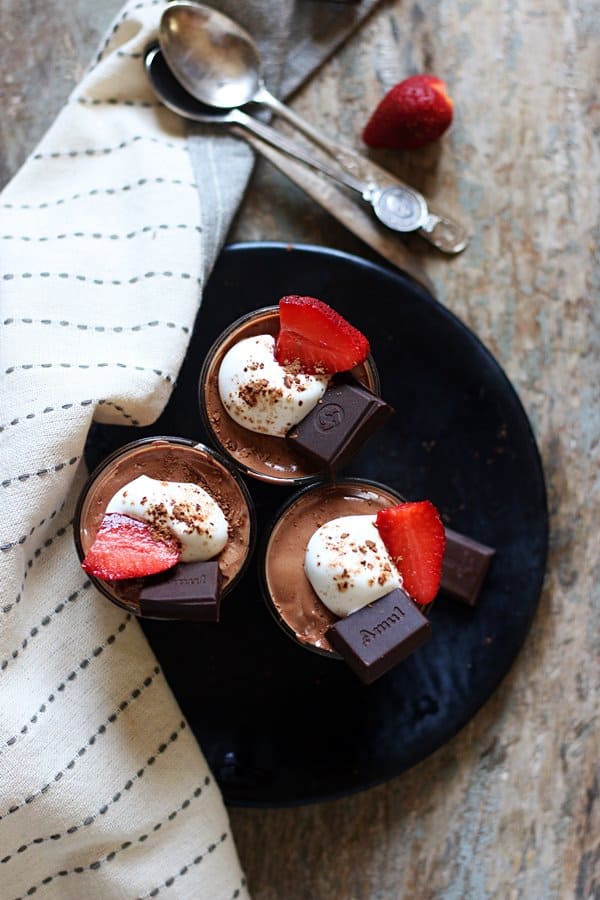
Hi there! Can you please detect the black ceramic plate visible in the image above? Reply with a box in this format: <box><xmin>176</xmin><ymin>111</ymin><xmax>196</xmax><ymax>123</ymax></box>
<box><xmin>86</xmin><ymin>242</ymin><xmax>548</xmax><ymax>807</ymax></box>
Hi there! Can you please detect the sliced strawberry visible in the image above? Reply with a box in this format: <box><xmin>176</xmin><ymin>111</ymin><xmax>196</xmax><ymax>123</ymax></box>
<box><xmin>375</xmin><ymin>501</ymin><xmax>446</xmax><ymax>605</ymax></box>
<box><xmin>82</xmin><ymin>512</ymin><xmax>181</xmax><ymax>581</ymax></box>
<box><xmin>363</xmin><ymin>75</ymin><xmax>453</xmax><ymax>151</ymax></box>
<box><xmin>274</xmin><ymin>295</ymin><xmax>370</xmax><ymax>376</ymax></box>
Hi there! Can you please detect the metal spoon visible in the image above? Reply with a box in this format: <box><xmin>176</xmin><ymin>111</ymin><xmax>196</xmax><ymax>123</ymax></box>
<box><xmin>158</xmin><ymin>3</ymin><xmax>468</xmax><ymax>251</ymax></box>
<box><xmin>146</xmin><ymin>45</ymin><xmax>430</xmax><ymax>233</ymax></box>
<box><xmin>158</xmin><ymin>2</ymin><xmax>398</xmax><ymax>177</ymax></box>
<box><xmin>145</xmin><ymin>46</ymin><xmax>433</xmax><ymax>286</ymax></box>
<box><xmin>159</xmin><ymin>2</ymin><xmax>339</xmax><ymax>156</ymax></box>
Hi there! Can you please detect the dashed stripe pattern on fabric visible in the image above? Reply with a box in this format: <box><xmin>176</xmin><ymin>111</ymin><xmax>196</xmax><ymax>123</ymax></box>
<box><xmin>0</xmin><ymin>616</ymin><xmax>133</xmax><ymax>753</ymax></box>
<box><xmin>10</xmin><ymin>777</ymin><xmax>215</xmax><ymax>898</ymax></box>
<box><xmin>0</xmin><ymin>665</ymin><xmax>164</xmax><ymax>820</ymax></box>
<box><xmin>2</xmin><ymin>223</ymin><xmax>200</xmax><ymax>242</ymax></box>
<box><xmin>1</xmin><ymin>177</ymin><xmax>197</xmax><ymax>209</ymax></box>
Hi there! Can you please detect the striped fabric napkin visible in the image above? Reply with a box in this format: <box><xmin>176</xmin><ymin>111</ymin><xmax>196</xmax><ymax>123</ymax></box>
<box><xmin>0</xmin><ymin>0</ymin><xmax>381</xmax><ymax>897</ymax></box>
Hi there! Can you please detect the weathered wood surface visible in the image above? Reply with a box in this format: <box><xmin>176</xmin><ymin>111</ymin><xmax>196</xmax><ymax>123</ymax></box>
<box><xmin>1</xmin><ymin>1</ymin><xmax>598</xmax><ymax>898</ymax></box>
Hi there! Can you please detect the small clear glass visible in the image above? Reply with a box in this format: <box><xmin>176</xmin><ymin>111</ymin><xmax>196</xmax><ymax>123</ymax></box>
<box><xmin>259</xmin><ymin>477</ymin><xmax>405</xmax><ymax>658</ymax></box>
<box><xmin>198</xmin><ymin>306</ymin><xmax>381</xmax><ymax>486</ymax></box>
<box><xmin>74</xmin><ymin>437</ymin><xmax>256</xmax><ymax>618</ymax></box>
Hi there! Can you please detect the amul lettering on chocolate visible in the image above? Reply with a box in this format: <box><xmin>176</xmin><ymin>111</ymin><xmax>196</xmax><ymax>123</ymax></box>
<box><xmin>286</xmin><ymin>378</ymin><xmax>394</xmax><ymax>472</ymax></box>
<box><xmin>139</xmin><ymin>560</ymin><xmax>223</xmax><ymax>621</ymax></box>
<box><xmin>360</xmin><ymin>603</ymin><xmax>406</xmax><ymax>645</ymax></box>
<box><xmin>326</xmin><ymin>587</ymin><xmax>431</xmax><ymax>683</ymax></box>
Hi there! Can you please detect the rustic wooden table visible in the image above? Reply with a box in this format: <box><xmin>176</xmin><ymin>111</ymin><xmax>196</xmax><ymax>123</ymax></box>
<box><xmin>2</xmin><ymin>1</ymin><xmax>598</xmax><ymax>897</ymax></box>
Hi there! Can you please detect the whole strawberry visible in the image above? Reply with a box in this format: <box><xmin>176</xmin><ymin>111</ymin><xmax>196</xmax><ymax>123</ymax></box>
<box><xmin>363</xmin><ymin>75</ymin><xmax>453</xmax><ymax>151</ymax></box>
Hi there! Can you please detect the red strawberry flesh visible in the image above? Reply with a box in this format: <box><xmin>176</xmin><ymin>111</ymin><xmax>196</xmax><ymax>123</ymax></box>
<box><xmin>82</xmin><ymin>512</ymin><xmax>181</xmax><ymax>581</ymax></box>
<box><xmin>375</xmin><ymin>501</ymin><xmax>446</xmax><ymax>605</ymax></box>
<box><xmin>363</xmin><ymin>75</ymin><xmax>453</xmax><ymax>151</ymax></box>
<box><xmin>274</xmin><ymin>295</ymin><xmax>370</xmax><ymax>376</ymax></box>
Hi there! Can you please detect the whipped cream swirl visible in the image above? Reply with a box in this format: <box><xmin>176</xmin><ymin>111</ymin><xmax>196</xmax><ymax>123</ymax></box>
<box><xmin>304</xmin><ymin>514</ymin><xmax>401</xmax><ymax>616</ymax></box>
<box><xmin>106</xmin><ymin>475</ymin><xmax>228</xmax><ymax>562</ymax></box>
<box><xmin>218</xmin><ymin>334</ymin><xmax>328</xmax><ymax>437</ymax></box>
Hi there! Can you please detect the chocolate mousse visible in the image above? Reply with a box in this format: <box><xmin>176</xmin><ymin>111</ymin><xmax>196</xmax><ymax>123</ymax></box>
<box><xmin>198</xmin><ymin>307</ymin><xmax>381</xmax><ymax>484</ymax></box>
<box><xmin>75</xmin><ymin>437</ymin><xmax>255</xmax><ymax>617</ymax></box>
<box><xmin>261</xmin><ymin>479</ymin><xmax>404</xmax><ymax>656</ymax></box>
<box><xmin>262</xmin><ymin>479</ymin><xmax>495</xmax><ymax>668</ymax></box>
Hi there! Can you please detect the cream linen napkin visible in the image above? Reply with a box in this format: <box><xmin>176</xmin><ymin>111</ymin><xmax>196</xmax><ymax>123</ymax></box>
<box><xmin>0</xmin><ymin>1</ymin><xmax>380</xmax><ymax>897</ymax></box>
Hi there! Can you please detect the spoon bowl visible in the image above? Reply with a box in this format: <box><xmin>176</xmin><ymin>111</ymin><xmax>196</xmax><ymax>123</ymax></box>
<box><xmin>157</xmin><ymin>1</ymin><xmax>339</xmax><ymax>151</ymax></box>
<box><xmin>145</xmin><ymin>43</ymin><xmax>236</xmax><ymax>124</ymax></box>
<box><xmin>160</xmin><ymin>2</ymin><xmax>262</xmax><ymax>109</ymax></box>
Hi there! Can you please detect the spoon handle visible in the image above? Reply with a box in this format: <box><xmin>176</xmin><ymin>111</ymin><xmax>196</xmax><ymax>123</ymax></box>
<box><xmin>234</xmin><ymin>107</ymin><xmax>430</xmax><ymax>233</ymax></box>
<box><xmin>232</xmin><ymin>123</ymin><xmax>434</xmax><ymax>293</ymax></box>
<box><xmin>257</xmin><ymin>86</ymin><xmax>365</xmax><ymax>173</ymax></box>
<box><xmin>257</xmin><ymin>86</ymin><xmax>469</xmax><ymax>254</ymax></box>
<box><xmin>230</xmin><ymin>109</ymin><xmax>369</xmax><ymax>197</ymax></box>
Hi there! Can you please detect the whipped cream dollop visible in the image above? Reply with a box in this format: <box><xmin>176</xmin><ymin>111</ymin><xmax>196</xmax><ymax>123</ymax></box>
<box><xmin>106</xmin><ymin>475</ymin><xmax>228</xmax><ymax>562</ymax></box>
<box><xmin>304</xmin><ymin>514</ymin><xmax>401</xmax><ymax>617</ymax></box>
<box><xmin>218</xmin><ymin>333</ymin><xmax>328</xmax><ymax>437</ymax></box>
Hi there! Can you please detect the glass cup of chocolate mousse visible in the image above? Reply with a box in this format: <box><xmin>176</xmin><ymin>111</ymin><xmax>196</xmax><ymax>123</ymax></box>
<box><xmin>74</xmin><ymin>437</ymin><xmax>256</xmax><ymax>620</ymax></box>
<box><xmin>198</xmin><ymin>305</ymin><xmax>390</xmax><ymax>486</ymax></box>
<box><xmin>260</xmin><ymin>478</ymin><xmax>412</xmax><ymax>657</ymax></box>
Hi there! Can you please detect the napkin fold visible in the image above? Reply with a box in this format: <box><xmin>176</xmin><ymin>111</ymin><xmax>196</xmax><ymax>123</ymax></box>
<box><xmin>0</xmin><ymin>1</ymin><xmax>380</xmax><ymax>897</ymax></box>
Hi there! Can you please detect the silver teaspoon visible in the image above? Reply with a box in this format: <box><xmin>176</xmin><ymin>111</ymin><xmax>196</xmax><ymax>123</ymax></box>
<box><xmin>159</xmin><ymin>2</ymin><xmax>341</xmax><ymax>153</ymax></box>
<box><xmin>145</xmin><ymin>46</ymin><xmax>433</xmax><ymax>287</ymax></box>
<box><xmin>158</xmin><ymin>3</ymin><xmax>468</xmax><ymax>251</ymax></box>
<box><xmin>146</xmin><ymin>45</ymin><xmax>431</xmax><ymax>234</ymax></box>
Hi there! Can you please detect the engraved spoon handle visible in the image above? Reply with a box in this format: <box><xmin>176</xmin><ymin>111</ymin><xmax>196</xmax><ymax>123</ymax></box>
<box><xmin>257</xmin><ymin>86</ymin><xmax>469</xmax><ymax>253</ymax></box>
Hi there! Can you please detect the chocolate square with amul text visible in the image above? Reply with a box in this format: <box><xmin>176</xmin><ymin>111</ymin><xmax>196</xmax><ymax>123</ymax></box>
<box><xmin>326</xmin><ymin>587</ymin><xmax>431</xmax><ymax>683</ymax></box>
<box><xmin>139</xmin><ymin>561</ymin><xmax>222</xmax><ymax>621</ymax></box>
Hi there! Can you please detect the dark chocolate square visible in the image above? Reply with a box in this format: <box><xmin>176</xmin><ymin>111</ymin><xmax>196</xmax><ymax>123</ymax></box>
<box><xmin>326</xmin><ymin>588</ymin><xmax>431</xmax><ymax>683</ymax></box>
<box><xmin>286</xmin><ymin>378</ymin><xmax>394</xmax><ymax>472</ymax></box>
<box><xmin>441</xmin><ymin>529</ymin><xmax>496</xmax><ymax>606</ymax></box>
<box><xmin>139</xmin><ymin>561</ymin><xmax>222</xmax><ymax>621</ymax></box>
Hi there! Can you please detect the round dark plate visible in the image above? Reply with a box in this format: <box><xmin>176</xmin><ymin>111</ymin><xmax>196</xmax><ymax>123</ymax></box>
<box><xmin>86</xmin><ymin>242</ymin><xmax>548</xmax><ymax>807</ymax></box>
